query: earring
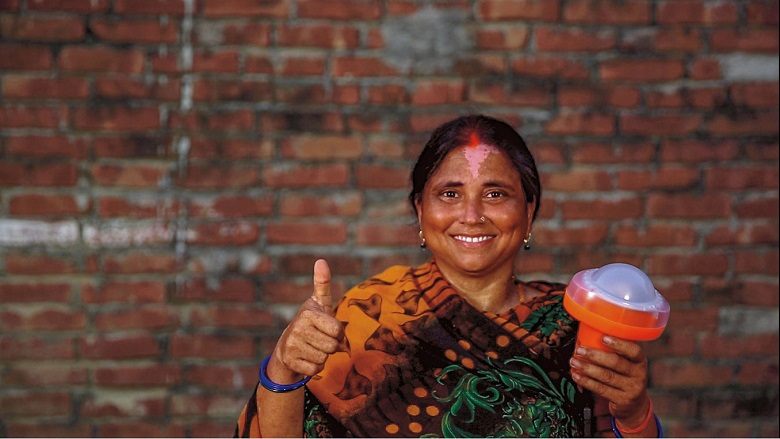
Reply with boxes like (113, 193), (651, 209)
(523, 233), (532, 251)
(419, 230), (426, 249)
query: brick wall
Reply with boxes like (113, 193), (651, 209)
(0, 0), (777, 437)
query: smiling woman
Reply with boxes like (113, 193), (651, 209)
(234, 115), (661, 438)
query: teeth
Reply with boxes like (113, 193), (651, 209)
(455, 235), (492, 243)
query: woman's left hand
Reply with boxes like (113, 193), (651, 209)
(569, 335), (651, 429)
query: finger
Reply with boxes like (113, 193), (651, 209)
(312, 258), (333, 315)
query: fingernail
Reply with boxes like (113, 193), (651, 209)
(570, 357), (582, 369)
(603, 335), (613, 345)
(576, 346), (587, 356)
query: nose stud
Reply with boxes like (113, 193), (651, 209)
(479, 216), (486, 223)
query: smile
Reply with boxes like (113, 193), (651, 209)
(453, 235), (494, 243)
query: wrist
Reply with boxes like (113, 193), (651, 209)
(265, 353), (304, 385)
(259, 355), (311, 393)
(615, 397), (652, 432)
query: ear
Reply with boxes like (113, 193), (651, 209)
(414, 195), (424, 226)
(525, 198), (536, 236)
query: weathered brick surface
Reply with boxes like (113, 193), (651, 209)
(0, 1), (777, 437)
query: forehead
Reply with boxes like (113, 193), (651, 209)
(430, 145), (520, 181)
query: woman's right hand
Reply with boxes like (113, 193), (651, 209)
(265, 259), (343, 384)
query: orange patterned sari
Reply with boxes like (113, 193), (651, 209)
(235, 260), (599, 437)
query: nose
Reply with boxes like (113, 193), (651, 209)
(461, 197), (484, 225)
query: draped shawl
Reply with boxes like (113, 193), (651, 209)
(236, 260), (598, 437)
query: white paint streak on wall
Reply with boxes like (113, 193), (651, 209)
(84, 221), (175, 247)
(0, 219), (79, 246)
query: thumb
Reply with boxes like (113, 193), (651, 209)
(312, 258), (333, 315)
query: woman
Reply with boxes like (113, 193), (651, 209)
(235, 115), (661, 437)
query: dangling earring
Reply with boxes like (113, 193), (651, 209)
(523, 233), (531, 251)
(419, 230), (426, 249)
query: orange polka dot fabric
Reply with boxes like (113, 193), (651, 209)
(235, 260), (600, 437)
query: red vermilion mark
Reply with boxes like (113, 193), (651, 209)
(467, 131), (480, 148)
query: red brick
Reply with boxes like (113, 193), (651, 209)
(736, 360), (779, 386)
(648, 252), (729, 276)
(0, 282), (71, 302)
(81, 281), (166, 304)
(81, 333), (160, 359)
(543, 169), (613, 191)
(690, 57), (721, 80)
(114, 0), (187, 14)
(1, 306), (85, 332)
(186, 365), (257, 389)
(653, 27), (703, 52)
(189, 195), (274, 218)
(94, 306), (180, 331)
(730, 82), (780, 108)
(545, 112), (615, 136)
(0, 336), (74, 360)
(511, 57), (589, 79)
(103, 252), (178, 274)
(479, 0), (559, 21)
(98, 196), (180, 219)
(9, 193), (83, 216)
(173, 278), (255, 303)
(192, 78), (271, 101)
(96, 423), (186, 438)
(560, 198), (643, 220)
(95, 364), (181, 386)
(333, 84), (361, 104)
(411, 80), (467, 106)
(564, 0), (651, 24)
(0, 43), (52, 70)
(657, 0), (738, 24)
(278, 55), (326, 76)
(89, 18), (177, 43)
(0, 15), (84, 41)
(282, 135), (363, 160)
(0, 105), (63, 129)
(0, 392), (71, 417)
(191, 20), (273, 47)
(277, 24), (360, 49)
(178, 165), (261, 189)
(558, 85), (641, 108)
(735, 249), (779, 275)
(263, 163), (349, 188)
(4, 254), (78, 275)
(642, 330), (697, 358)
(298, 0), (381, 19)
(737, 195), (779, 219)
(82, 393), (166, 418)
(333, 56), (398, 77)
(648, 193), (731, 219)
(660, 139), (739, 162)
(59, 46), (144, 72)
(189, 305), (276, 329)
(535, 224), (610, 246)
(747, 1), (780, 25)
(266, 221), (348, 245)
(706, 165), (778, 190)
(708, 111), (779, 136)
(476, 27), (530, 50)
(202, 0), (289, 17)
(279, 192), (363, 217)
(6, 134), (89, 159)
(278, 254), (362, 276)
(0, 162), (78, 187)
(189, 138), (272, 160)
(91, 163), (170, 188)
(2, 75), (89, 99)
(652, 359), (733, 388)
(186, 222), (260, 246)
(709, 28), (779, 52)
(94, 135), (172, 158)
(96, 76), (180, 100)
(620, 114), (701, 135)
(355, 164), (410, 189)
(571, 142), (654, 164)
(74, 105), (160, 131)
(534, 26), (615, 51)
(617, 168), (700, 191)
(28, 0), (110, 12)
(599, 58), (685, 82)
(356, 223), (418, 246)
(170, 334), (255, 359)
(700, 334), (779, 358)
(453, 54), (508, 76)
(2, 364), (87, 386)
(275, 83), (327, 105)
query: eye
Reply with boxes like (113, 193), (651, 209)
(442, 190), (458, 198)
(486, 190), (506, 199)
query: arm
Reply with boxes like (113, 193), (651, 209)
(570, 336), (660, 438)
(253, 259), (343, 437)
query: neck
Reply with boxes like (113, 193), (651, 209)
(436, 263), (519, 314)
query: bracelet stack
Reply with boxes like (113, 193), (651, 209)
(258, 355), (311, 393)
(611, 398), (663, 438)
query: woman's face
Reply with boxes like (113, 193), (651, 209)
(416, 144), (535, 278)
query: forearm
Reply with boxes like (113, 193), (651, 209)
(255, 354), (307, 437)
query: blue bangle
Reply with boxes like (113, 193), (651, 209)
(258, 355), (311, 393)
(611, 413), (663, 438)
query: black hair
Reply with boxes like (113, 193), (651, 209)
(408, 114), (541, 221)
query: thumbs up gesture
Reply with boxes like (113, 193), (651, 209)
(266, 259), (344, 385)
